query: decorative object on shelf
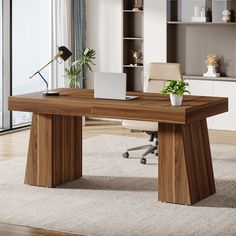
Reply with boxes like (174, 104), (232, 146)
(194, 6), (201, 17)
(203, 53), (220, 78)
(130, 50), (143, 66)
(201, 7), (205, 17)
(30, 46), (72, 96)
(132, 0), (143, 11)
(191, 6), (209, 22)
(161, 80), (190, 107)
(212, 0), (235, 22)
(128, 64), (142, 67)
(222, 9), (231, 22)
(65, 48), (96, 88)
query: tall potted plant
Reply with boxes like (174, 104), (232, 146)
(161, 80), (190, 106)
(65, 48), (96, 88)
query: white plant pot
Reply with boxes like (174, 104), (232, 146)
(203, 65), (220, 77)
(170, 94), (183, 106)
(207, 65), (216, 74)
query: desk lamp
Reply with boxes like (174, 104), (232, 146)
(30, 46), (72, 96)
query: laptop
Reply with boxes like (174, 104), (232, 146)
(94, 72), (138, 100)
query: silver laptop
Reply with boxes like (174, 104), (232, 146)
(94, 72), (138, 100)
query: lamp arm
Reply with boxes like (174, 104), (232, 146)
(29, 51), (63, 79)
(29, 59), (54, 79)
(37, 71), (49, 94)
(28, 46), (71, 97)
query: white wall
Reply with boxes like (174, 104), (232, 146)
(86, 0), (122, 88)
(143, 0), (167, 91)
(86, 0), (167, 90)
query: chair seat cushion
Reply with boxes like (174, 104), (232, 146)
(122, 120), (158, 132)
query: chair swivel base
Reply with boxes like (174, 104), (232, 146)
(122, 144), (157, 164)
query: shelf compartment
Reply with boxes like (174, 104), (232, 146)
(123, 40), (143, 65)
(123, 0), (143, 11)
(123, 13), (143, 38)
(167, 0), (212, 22)
(124, 67), (144, 91)
(167, 24), (236, 77)
(167, 0), (236, 23)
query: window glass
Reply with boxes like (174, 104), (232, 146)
(12, 0), (52, 127)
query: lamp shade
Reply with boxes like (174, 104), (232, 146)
(58, 46), (72, 61)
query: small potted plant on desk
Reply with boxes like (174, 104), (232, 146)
(161, 80), (190, 106)
(65, 48), (96, 88)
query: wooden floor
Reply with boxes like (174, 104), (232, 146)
(0, 120), (236, 235)
(0, 222), (80, 236)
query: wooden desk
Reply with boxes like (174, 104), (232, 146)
(9, 88), (228, 205)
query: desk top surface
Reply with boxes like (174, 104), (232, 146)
(8, 88), (228, 124)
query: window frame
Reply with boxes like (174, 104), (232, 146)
(1, 0), (12, 132)
(1, 0), (53, 133)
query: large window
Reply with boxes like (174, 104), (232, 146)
(12, 0), (52, 127)
(0, 0), (52, 131)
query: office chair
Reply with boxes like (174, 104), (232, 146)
(122, 62), (183, 164)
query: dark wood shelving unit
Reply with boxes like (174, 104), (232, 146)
(123, 0), (144, 92)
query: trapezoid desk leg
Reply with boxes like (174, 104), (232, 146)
(25, 113), (82, 187)
(158, 119), (215, 205)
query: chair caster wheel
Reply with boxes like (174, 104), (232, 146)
(123, 152), (129, 158)
(140, 158), (146, 164)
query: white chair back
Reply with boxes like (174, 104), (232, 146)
(146, 62), (183, 93)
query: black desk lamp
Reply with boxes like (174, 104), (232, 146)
(30, 46), (72, 96)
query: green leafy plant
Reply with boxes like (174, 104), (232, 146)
(65, 48), (96, 88)
(65, 65), (81, 89)
(74, 48), (96, 71)
(161, 80), (190, 95)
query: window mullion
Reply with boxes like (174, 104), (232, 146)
(2, 0), (11, 130)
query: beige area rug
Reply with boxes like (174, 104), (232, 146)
(1, 135), (236, 236)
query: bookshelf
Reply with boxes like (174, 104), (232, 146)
(123, 0), (144, 91)
(167, 0), (236, 78)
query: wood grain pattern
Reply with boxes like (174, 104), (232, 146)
(8, 88), (228, 124)
(0, 222), (80, 236)
(8, 89), (93, 118)
(25, 113), (82, 187)
(25, 114), (38, 185)
(158, 119), (215, 205)
(9, 88), (228, 204)
(37, 114), (53, 187)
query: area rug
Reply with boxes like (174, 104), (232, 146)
(1, 135), (236, 236)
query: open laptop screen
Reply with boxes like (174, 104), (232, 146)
(94, 72), (127, 100)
